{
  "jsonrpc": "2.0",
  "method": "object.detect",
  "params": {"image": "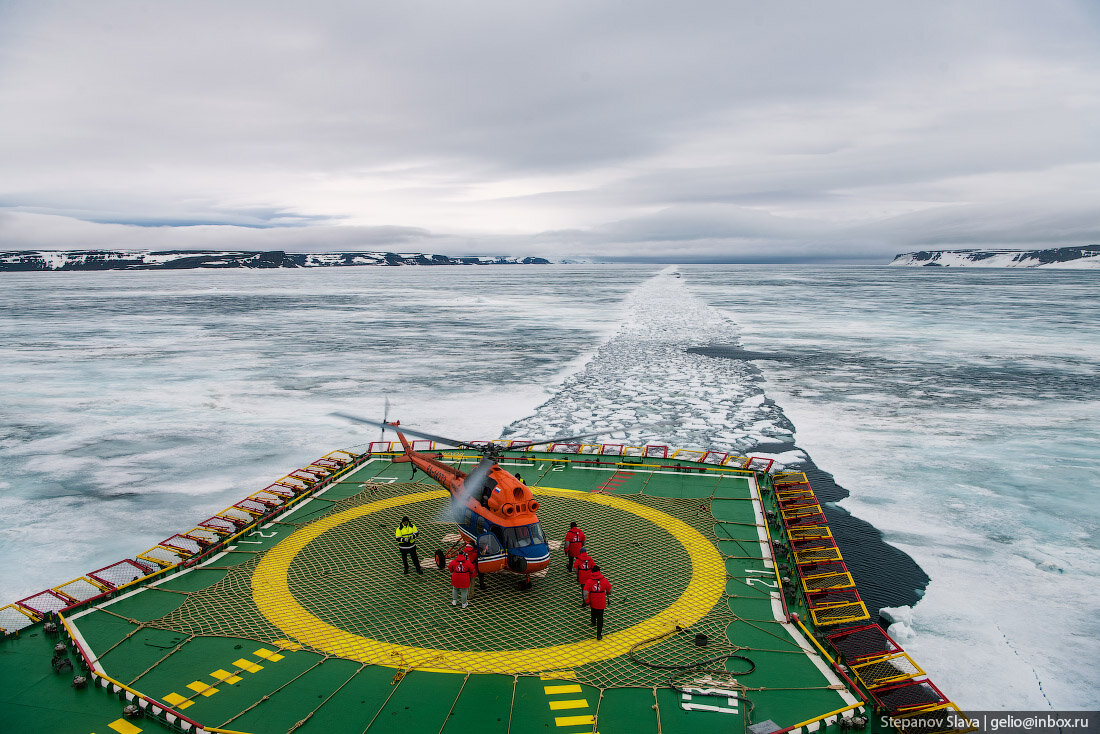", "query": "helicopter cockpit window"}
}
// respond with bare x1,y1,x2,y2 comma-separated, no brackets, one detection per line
503,526,527,548
503,522,545,549
476,516,486,534
478,532,502,557
528,521,546,545
480,479,498,506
